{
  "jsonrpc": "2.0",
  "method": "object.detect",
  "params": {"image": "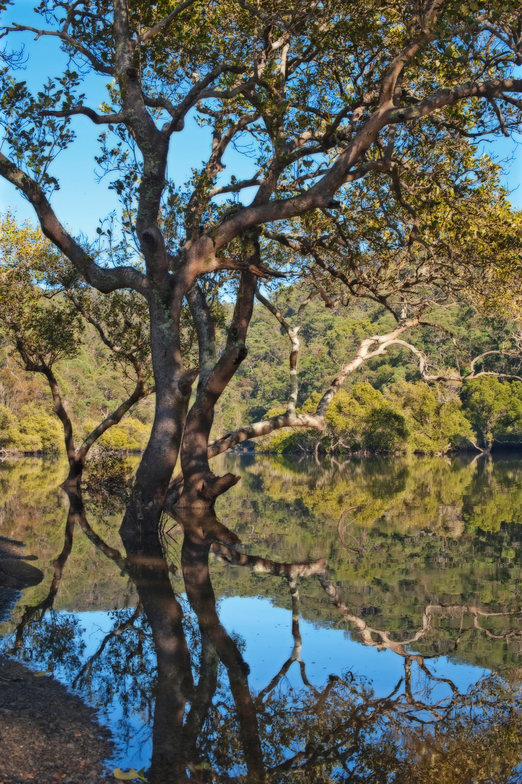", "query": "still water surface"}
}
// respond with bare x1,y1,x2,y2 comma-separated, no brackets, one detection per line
2,453,522,782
